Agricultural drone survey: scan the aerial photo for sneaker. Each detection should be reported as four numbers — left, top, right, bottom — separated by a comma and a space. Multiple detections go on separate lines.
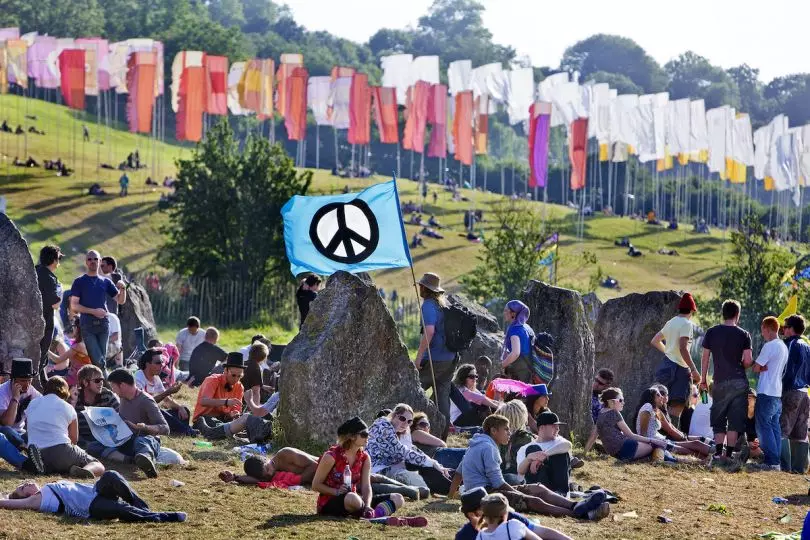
573, 490, 607, 518
68, 465, 95, 479
571, 456, 585, 469
26, 444, 45, 474
134, 453, 159, 478
384, 516, 429, 527
587, 502, 611, 521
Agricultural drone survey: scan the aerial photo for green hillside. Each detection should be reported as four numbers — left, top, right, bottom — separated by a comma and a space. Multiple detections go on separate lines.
1, 94, 728, 305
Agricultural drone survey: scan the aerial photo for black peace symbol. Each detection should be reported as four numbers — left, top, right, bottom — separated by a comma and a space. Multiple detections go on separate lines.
309, 199, 380, 264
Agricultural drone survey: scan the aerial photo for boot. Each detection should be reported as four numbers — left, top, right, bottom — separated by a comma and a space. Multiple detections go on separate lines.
790, 440, 809, 474
196, 418, 227, 441
781, 438, 792, 472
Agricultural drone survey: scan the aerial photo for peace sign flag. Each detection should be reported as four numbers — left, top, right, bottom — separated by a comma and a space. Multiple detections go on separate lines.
281, 179, 412, 276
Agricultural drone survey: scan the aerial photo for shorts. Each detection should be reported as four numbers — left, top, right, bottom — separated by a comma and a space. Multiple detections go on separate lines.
780, 389, 810, 441
616, 439, 639, 461
319, 493, 392, 518
40, 443, 98, 474
710, 379, 749, 434
654, 358, 691, 403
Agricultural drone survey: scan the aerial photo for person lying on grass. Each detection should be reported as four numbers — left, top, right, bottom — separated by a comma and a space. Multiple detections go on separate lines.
310, 416, 427, 527
0, 471, 186, 523
455, 487, 571, 540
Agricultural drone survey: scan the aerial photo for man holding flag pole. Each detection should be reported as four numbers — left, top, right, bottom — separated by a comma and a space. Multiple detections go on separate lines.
281, 176, 442, 429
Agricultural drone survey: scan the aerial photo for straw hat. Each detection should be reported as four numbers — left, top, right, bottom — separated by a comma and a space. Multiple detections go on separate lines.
417, 272, 444, 293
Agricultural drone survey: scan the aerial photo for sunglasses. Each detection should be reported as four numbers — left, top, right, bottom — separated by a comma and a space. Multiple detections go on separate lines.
595, 378, 609, 385
417, 421, 430, 429
358, 431, 369, 438
467, 374, 479, 380
90, 377, 104, 384
87, 257, 99, 261
613, 397, 624, 403
398, 415, 413, 425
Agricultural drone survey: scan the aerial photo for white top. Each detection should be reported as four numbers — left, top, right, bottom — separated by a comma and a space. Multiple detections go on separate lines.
476, 519, 528, 540
635, 403, 664, 440
688, 400, 713, 440
515, 435, 570, 481
755, 338, 789, 397
134, 370, 166, 396
106, 313, 122, 346
660, 315, 694, 368
0, 381, 42, 432
25, 394, 76, 449
175, 328, 205, 362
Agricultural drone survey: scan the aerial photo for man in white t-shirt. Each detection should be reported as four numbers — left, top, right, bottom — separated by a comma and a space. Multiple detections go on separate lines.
650, 292, 701, 430
175, 317, 205, 371
752, 316, 789, 470
515, 411, 572, 494
0, 359, 42, 447
106, 313, 123, 368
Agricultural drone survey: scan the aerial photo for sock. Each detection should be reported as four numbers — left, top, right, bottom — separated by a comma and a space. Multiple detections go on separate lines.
725, 444, 734, 458
670, 414, 681, 431
714, 444, 724, 457
373, 499, 396, 518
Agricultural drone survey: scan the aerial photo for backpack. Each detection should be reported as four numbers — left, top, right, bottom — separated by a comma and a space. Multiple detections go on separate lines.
530, 331, 555, 384
443, 300, 477, 352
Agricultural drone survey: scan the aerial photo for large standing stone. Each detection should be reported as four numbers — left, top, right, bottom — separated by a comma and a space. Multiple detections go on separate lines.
593, 291, 682, 417
581, 292, 603, 330
522, 281, 594, 442
0, 215, 45, 373
452, 294, 505, 383
279, 271, 445, 447
118, 282, 159, 357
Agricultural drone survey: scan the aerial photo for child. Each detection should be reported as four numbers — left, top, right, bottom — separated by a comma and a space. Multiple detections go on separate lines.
455, 488, 570, 540
476, 493, 541, 539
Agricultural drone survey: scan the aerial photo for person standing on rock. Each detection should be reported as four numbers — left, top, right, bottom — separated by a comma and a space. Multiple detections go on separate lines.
296, 275, 322, 327
650, 292, 701, 430
501, 300, 535, 383
36, 245, 63, 387
415, 273, 457, 440
70, 250, 127, 378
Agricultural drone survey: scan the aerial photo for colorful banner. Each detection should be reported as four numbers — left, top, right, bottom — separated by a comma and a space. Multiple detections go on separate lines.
474, 94, 489, 155
427, 83, 447, 158
348, 72, 371, 145
6, 39, 27, 89
277, 54, 303, 119
173, 51, 205, 142
529, 102, 552, 188
372, 86, 398, 144
569, 118, 589, 191
0, 47, 7, 94
58, 49, 85, 110
76, 38, 108, 96
27, 36, 57, 87
204, 55, 228, 115
285, 67, 308, 141
403, 81, 430, 153
126, 51, 156, 133
227, 61, 247, 115
454, 90, 474, 166
308, 76, 332, 126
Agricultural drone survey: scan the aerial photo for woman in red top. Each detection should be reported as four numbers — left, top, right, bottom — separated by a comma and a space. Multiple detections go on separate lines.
312, 416, 426, 526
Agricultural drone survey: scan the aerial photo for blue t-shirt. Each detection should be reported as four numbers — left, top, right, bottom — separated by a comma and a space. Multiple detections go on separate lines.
455, 511, 536, 540
421, 298, 456, 362
505, 323, 533, 357
71, 275, 118, 326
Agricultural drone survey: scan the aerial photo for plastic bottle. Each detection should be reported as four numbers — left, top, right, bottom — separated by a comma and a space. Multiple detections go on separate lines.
343, 465, 352, 491
700, 389, 709, 404
193, 441, 213, 448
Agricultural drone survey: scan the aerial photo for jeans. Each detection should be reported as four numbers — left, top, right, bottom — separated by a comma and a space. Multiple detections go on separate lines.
162, 409, 196, 436
86, 435, 160, 460
81, 319, 110, 377
525, 453, 571, 495
0, 426, 25, 450
88, 471, 183, 522
434, 447, 466, 470
756, 394, 783, 467
0, 433, 25, 469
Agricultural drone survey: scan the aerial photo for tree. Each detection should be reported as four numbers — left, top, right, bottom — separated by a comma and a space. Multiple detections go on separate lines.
368, 28, 413, 57
588, 71, 642, 95
160, 119, 312, 283
207, 0, 246, 28
0, 0, 105, 37
765, 74, 810, 126
561, 34, 667, 93
665, 51, 739, 110
727, 64, 769, 127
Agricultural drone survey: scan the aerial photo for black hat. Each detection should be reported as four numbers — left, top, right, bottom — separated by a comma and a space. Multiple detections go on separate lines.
536, 411, 566, 426
10, 358, 33, 379
337, 416, 368, 437
460, 487, 488, 513
224, 352, 246, 369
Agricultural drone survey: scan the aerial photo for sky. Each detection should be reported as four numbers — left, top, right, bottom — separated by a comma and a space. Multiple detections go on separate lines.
281, 0, 809, 83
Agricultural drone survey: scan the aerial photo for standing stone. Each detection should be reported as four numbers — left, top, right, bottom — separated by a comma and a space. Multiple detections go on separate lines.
593, 291, 682, 416
279, 271, 445, 447
581, 292, 603, 330
452, 294, 504, 383
118, 282, 158, 357
0, 215, 45, 374
522, 280, 594, 442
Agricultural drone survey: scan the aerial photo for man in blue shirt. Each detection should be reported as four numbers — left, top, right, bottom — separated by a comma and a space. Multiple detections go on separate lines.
780, 315, 810, 473
70, 250, 126, 377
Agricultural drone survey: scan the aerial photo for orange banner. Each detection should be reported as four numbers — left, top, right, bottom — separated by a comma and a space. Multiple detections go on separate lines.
348, 73, 371, 145
569, 118, 589, 191
58, 49, 85, 110
474, 95, 489, 155
177, 66, 204, 142
285, 67, 308, 141
404, 81, 430, 153
126, 51, 156, 133
204, 55, 228, 115
454, 91, 473, 166
372, 86, 398, 144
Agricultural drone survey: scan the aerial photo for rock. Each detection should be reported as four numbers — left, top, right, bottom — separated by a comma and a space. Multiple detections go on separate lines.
581, 292, 603, 330
279, 271, 445, 447
451, 293, 504, 383
118, 282, 159, 357
522, 281, 594, 442
593, 291, 682, 418
0, 215, 45, 374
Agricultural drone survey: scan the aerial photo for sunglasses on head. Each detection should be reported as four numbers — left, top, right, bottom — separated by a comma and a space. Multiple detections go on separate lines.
398, 415, 413, 425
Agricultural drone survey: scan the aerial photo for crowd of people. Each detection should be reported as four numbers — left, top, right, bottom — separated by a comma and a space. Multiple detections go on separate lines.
6, 245, 810, 537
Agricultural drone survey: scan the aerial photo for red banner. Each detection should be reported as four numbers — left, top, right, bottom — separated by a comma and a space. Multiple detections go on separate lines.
372, 87, 398, 144
569, 118, 589, 191
204, 55, 228, 115
177, 65, 204, 142
454, 91, 473, 166
285, 67, 308, 141
403, 81, 430, 153
348, 73, 371, 145
427, 84, 447, 158
58, 49, 85, 110
126, 51, 156, 133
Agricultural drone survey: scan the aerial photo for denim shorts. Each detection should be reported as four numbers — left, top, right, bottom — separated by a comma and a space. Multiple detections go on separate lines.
616, 439, 639, 460
655, 357, 691, 403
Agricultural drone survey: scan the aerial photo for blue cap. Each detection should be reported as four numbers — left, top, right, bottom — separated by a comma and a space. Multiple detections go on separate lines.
528, 384, 551, 397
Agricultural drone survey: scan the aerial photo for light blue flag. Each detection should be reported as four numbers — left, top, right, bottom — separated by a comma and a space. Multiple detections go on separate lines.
281, 179, 412, 276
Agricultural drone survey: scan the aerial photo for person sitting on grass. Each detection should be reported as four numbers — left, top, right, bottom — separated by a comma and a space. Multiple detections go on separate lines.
516, 411, 573, 495
596, 387, 669, 461
410, 412, 447, 454
455, 487, 572, 540
134, 348, 196, 437
449, 414, 610, 520
473, 493, 548, 540
495, 400, 535, 486
311, 416, 427, 527
0, 471, 187, 523
74, 365, 130, 466
48, 317, 92, 386
634, 387, 712, 461
450, 364, 501, 428
25, 376, 105, 479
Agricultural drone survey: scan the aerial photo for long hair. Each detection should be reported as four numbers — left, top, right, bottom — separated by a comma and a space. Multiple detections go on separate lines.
452, 364, 477, 387
420, 286, 448, 308
632, 387, 661, 429
495, 400, 528, 432
387, 403, 414, 423
72, 318, 83, 343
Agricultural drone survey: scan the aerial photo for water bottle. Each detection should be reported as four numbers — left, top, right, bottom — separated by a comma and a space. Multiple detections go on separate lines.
700, 389, 708, 404
343, 465, 352, 491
